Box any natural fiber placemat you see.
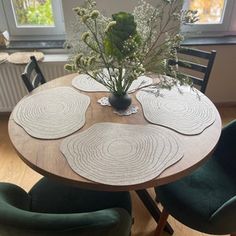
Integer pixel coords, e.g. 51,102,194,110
60,123,183,186
72,74,153,93
13,87,90,139
136,87,216,135
0,53,9,63
8,52,44,64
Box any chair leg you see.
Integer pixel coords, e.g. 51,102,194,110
154,208,169,236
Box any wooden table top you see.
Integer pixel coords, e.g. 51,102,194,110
8,73,222,191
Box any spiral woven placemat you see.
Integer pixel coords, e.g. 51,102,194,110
13,87,90,139
60,123,183,186
136,87,216,135
7,51,44,64
72,74,153,93
0,53,9,63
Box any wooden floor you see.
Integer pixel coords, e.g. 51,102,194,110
0,105,235,236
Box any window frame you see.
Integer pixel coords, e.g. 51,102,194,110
181,0,236,37
1,0,65,40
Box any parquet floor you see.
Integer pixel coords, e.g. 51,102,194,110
0,105,235,236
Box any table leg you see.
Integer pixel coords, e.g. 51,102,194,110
135,189,174,235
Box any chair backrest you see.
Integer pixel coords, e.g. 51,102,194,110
169,47,216,94
213,119,236,176
21,56,46,92
0,181,132,236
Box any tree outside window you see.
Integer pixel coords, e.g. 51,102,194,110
11,0,54,26
188,0,225,24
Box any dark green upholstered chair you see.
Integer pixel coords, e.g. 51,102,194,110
0,177,132,236
155,120,236,236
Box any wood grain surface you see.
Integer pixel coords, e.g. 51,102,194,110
8,73,222,191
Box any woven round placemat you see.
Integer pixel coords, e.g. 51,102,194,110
136,86,216,135
72,74,107,92
13,87,90,139
7,51,44,64
60,123,183,186
0,53,9,63
72,74,153,93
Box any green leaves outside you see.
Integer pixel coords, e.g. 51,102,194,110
12,0,54,26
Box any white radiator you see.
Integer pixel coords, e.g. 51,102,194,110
0,57,70,112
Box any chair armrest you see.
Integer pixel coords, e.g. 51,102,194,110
0,183,131,235
209,195,236,233
0,183,31,210
0,206,132,236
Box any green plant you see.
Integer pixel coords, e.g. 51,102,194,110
65,0,197,95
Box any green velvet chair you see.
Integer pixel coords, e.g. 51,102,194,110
155,120,236,236
0,177,132,236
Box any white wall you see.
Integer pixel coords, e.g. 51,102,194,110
198,45,236,104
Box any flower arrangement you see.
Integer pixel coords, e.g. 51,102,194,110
65,0,197,98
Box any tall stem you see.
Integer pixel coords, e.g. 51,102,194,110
84,19,116,91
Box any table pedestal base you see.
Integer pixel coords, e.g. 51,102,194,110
135,189,174,235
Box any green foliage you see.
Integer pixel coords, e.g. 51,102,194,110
12,0,54,26
26,0,54,25
65,0,198,95
104,12,141,61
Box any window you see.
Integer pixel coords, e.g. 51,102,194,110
188,0,225,24
182,0,236,36
1,0,65,40
11,0,55,27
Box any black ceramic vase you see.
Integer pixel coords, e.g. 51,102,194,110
108,93,132,110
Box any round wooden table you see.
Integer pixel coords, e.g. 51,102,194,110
8,73,222,192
